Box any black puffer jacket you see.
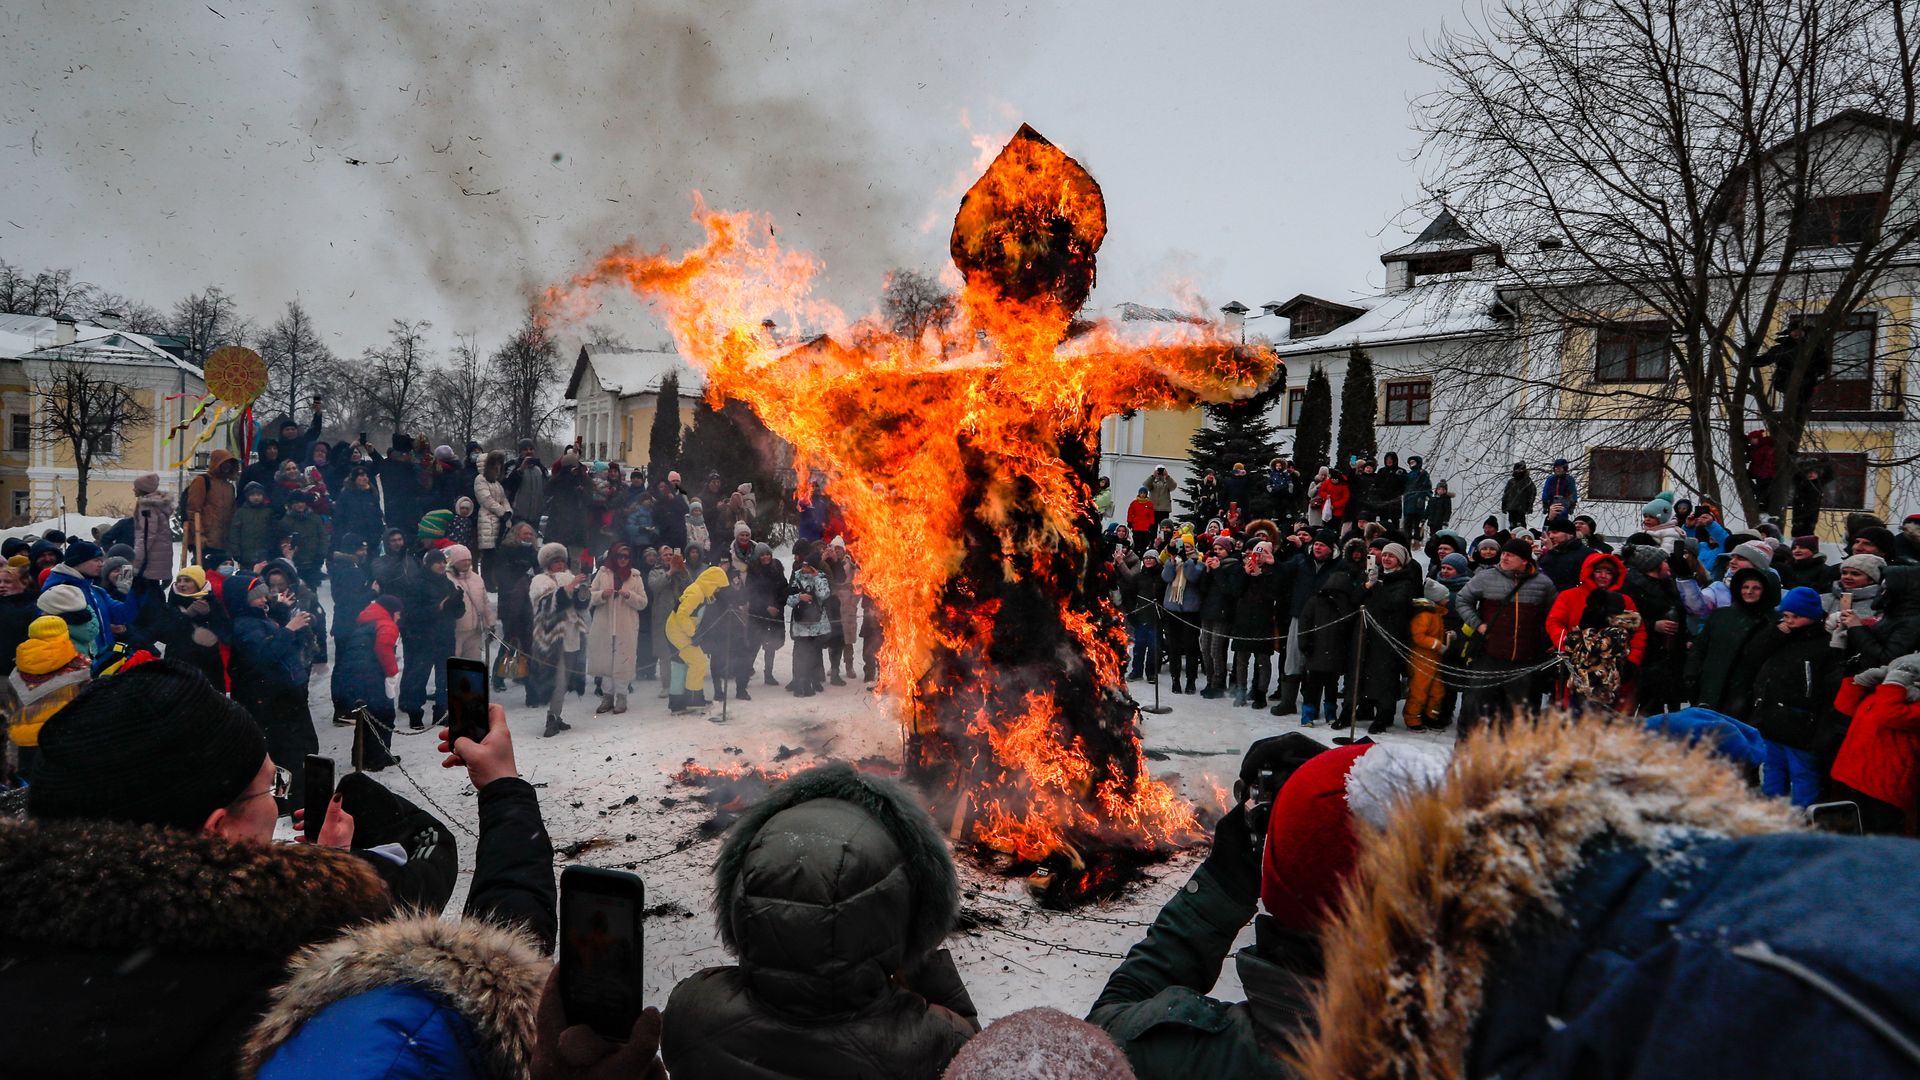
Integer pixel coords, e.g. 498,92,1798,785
663,762,979,1079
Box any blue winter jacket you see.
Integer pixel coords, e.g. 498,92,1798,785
1473,832,1920,1079
42,563,140,656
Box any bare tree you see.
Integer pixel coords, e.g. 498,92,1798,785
492,314,563,443
258,300,338,422
880,268,958,354
360,319,435,434
0,259,102,319
31,360,153,515
167,285,253,366
1416,0,1920,520
425,334,502,450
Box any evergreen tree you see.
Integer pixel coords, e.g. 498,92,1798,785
647,372,682,480
678,396,781,529
1335,347,1378,469
1295,365,1334,477
1177,399,1284,521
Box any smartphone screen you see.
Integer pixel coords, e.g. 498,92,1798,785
1808,800,1863,835
304,755,336,841
446,657,490,746
560,866,646,1040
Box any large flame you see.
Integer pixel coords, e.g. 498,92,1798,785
545,126,1276,892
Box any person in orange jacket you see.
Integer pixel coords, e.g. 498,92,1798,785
1400,598,1448,730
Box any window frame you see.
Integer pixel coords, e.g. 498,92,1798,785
1788,311,1878,413
8,490,26,521
1591,321,1673,383
1803,451,1870,511
1587,447,1666,502
1406,252,1474,287
1793,192,1883,249
1283,388,1306,428
8,413,27,452
1381,379,1432,426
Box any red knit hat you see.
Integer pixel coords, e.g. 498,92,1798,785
1259,741,1450,931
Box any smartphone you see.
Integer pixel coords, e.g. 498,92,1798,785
1807,800,1862,835
559,866,647,1040
304,755,336,841
446,657,490,746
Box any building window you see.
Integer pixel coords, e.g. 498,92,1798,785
1593,321,1672,382
9,491,26,521
1812,312,1877,412
1283,388,1305,427
1382,380,1431,425
1794,193,1882,248
95,431,117,457
1589,448,1665,501
1407,252,1474,287
1805,452,1870,510
9,414,27,452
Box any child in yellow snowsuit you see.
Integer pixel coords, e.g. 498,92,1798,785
665,566,730,713
1401,598,1447,730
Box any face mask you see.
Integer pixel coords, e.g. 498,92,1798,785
217,562,239,577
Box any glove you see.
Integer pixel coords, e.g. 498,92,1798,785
1855,667,1889,689
1887,654,1920,689
1200,804,1260,903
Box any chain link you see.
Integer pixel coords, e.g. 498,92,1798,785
347,706,478,838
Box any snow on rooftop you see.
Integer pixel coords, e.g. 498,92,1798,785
0,313,201,376
579,346,706,397
1275,279,1506,356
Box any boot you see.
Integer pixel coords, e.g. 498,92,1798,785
667,693,687,713
1250,689,1268,710
1299,703,1318,727
595,695,615,714
1274,676,1301,716
765,671,779,686
829,672,847,687
543,712,570,737
612,695,628,715
1185,675,1198,695
407,710,424,731
735,683,752,702
1231,686,1248,707
690,690,711,709
1367,715,1394,735
1329,707,1351,731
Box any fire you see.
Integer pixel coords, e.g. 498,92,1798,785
545,126,1276,898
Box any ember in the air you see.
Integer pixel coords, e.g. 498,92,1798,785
545,125,1276,903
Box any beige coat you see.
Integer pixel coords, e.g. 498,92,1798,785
585,566,649,679
473,475,511,551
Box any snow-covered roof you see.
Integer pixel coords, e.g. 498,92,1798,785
567,345,706,400
1381,208,1498,262
1272,279,1508,358
0,314,202,377
1113,302,1209,325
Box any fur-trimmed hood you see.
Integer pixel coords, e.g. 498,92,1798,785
1293,717,1804,1080
239,915,546,1079
0,815,392,956
713,761,959,1014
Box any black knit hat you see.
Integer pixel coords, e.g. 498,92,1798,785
62,539,103,567
0,538,26,560
1501,539,1537,564
29,659,267,831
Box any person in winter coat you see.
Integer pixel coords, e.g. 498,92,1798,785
279,488,329,588
1684,566,1780,716
1118,546,1164,682
0,660,562,1079
1453,539,1559,731
744,542,787,686
1225,541,1281,709
666,564,732,712
1405,561,1467,731
1425,480,1454,536
398,548,464,731
649,549,691,688
154,564,230,693
1194,538,1242,699
1534,518,1593,592
1145,466,1177,527
505,440,548,522
1739,586,1843,807
229,482,279,570
1400,456,1432,541
784,558,832,698
332,466,384,555
3,615,91,777
1500,462,1536,529
369,526,415,598
183,448,240,560
0,561,40,680
543,451,591,554
491,522,538,696
528,542,589,736
1830,654,1920,834
662,762,978,1078
447,544,492,662
1316,470,1351,530
474,451,512,584
224,572,317,813
1159,542,1205,695
1358,543,1432,734
1544,552,1645,666
1790,460,1831,537
1617,543,1691,715
238,441,283,500
822,537,859,683
1778,534,1839,591
1371,453,1408,529
1298,558,1362,729
448,494,479,553
1126,487,1157,549
130,472,175,582
42,540,142,663
1539,456,1578,516
324,535,374,723
338,594,404,770
585,543,648,714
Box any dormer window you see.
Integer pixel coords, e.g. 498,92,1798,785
1406,252,1475,287
1794,192,1882,248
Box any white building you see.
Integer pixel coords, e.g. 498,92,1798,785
564,345,706,467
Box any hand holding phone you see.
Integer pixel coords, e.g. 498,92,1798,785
559,867,648,1043
440,701,517,788
446,658,491,746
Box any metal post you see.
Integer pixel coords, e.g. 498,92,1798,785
1140,603,1171,715
1335,608,1366,746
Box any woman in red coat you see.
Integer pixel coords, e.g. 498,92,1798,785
1125,487,1157,540
1831,658,1920,834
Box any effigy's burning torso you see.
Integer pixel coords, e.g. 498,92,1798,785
547,125,1276,903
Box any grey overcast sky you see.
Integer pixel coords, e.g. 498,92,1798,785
1,1,1453,355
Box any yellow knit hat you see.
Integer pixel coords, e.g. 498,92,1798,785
17,615,78,676
173,565,208,596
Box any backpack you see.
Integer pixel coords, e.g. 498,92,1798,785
176,475,202,527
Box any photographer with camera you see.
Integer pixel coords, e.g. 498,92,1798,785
1088,735,1448,1078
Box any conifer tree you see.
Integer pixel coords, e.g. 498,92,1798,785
647,372,682,480
1295,365,1334,478
1178,400,1284,521
1335,347,1378,469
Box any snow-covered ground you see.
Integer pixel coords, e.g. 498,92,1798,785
302,578,1455,1022
0,515,119,542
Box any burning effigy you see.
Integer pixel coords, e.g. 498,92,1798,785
546,126,1276,902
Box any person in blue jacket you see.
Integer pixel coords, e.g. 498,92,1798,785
39,539,142,659
1540,456,1579,517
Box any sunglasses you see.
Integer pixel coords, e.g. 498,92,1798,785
237,765,291,804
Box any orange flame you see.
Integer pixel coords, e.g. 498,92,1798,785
546,127,1274,870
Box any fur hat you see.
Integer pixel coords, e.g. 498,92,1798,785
29,658,267,831
1729,540,1773,572
537,542,569,570
942,1007,1134,1079
1855,526,1900,558
1779,586,1826,621
1841,553,1887,582
1260,742,1450,932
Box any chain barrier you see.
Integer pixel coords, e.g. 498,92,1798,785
975,924,1132,961
964,887,1154,929
348,705,479,839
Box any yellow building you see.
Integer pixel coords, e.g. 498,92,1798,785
0,314,206,526
564,345,705,468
